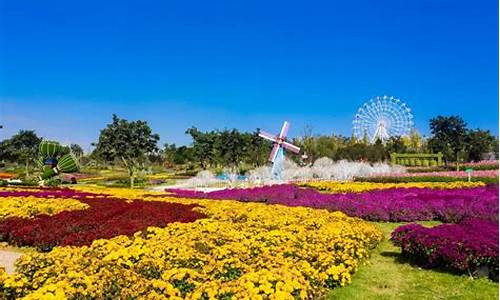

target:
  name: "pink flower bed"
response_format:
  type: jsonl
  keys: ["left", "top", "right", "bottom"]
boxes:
{"left": 371, "top": 170, "right": 498, "bottom": 178}
{"left": 459, "top": 160, "right": 499, "bottom": 167}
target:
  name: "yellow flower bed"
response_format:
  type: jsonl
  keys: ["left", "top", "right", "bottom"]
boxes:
{"left": 0, "top": 187, "right": 383, "bottom": 299}
{"left": 0, "top": 192, "right": 89, "bottom": 220}
{"left": 301, "top": 181, "right": 485, "bottom": 193}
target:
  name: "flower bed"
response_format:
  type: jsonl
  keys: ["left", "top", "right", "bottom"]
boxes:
{"left": 0, "top": 196, "right": 88, "bottom": 220}
{"left": 0, "top": 187, "right": 383, "bottom": 299}
{"left": 0, "top": 173, "right": 16, "bottom": 179}
{"left": 300, "top": 181, "right": 484, "bottom": 193}
{"left": 391, "top": 219, "right": 498, "bottom": 280}
{"left": 0, "top": 189, "right": 205, "bottom": 251}
{"left": 370, "top": 170, "right": 499, "bottom": 178}
{"left": 356, "top": 175, "right": 498, "bottom": 184}
{"left": 167, "top": 184, "right": 499, "bottom": 222}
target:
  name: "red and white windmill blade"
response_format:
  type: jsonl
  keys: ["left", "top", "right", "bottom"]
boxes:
{"left": 258, "top": 121, "right": 301, "bottom": 162}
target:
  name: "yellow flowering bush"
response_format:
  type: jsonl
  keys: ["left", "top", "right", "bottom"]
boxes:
{"left": 0, "top": 187, "right": 383, "bottom": 299}
{"left": 301, "top": 181, "right": 485, "bottom": 193}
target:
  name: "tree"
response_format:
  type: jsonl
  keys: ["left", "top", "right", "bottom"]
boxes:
{"left": 465, "top": 129, "right": 495, "bottom": 162}
{"left": 428, "top": 116, "right": 467, "bottom": 169}
{"left": 492, "top": 136, "right": 499, "bottom": 160}
{"left": 70, "top": 144, "right": 84, "bottom": 159}
{"left": 0, "top": 130, "right": 42, "bottom": 176}
{"left": 185, "top": 127, "right": 215, "bottom": 169}
{"left": 93, "top": 115, "right": 159, "bottom": 187}
{"left": 407, "top": 129, "right": 424, "bottom": 153}
{"left": 367, "top": 138, "right": 387, "bottom": 162}
{"left": 386, "top": 136, "right": 407, "bottom": 154}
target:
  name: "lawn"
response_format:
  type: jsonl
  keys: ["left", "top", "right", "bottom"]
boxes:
{"left": 328, "top": 222, "right": 499, "bottom": 300}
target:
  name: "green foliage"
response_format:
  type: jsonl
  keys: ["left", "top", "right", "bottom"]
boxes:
{"left": 465, "top": 129, "right": 495, "bottom": 162}
{"left": 391, "top": 153, "right": 443, "bottom": 166}
{"left": 92, "top": 114, "right": 160, "bottom": 187}
{"left": 386, "top": 136, "right": 407, "bottom": 154}
{"left": 70, "top": 144, "right": 84, "bottom": 158}
{"left": 428, "top": 116, "right": 468, "bottom": 163}
{"left": 0, "top": 130, "right": 42, "bottom": 177}
{"left": 185, "top": 127, "right": 270, "bottom": 169}
{"left": 328, "top": 222, "right": 499, "bottom": 300}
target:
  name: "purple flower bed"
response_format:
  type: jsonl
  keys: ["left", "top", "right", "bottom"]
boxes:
{"left": 167, "top": 184, "right": 499, "bottom": 222}
{"left": 391, "top": 219, "right": 499, "bottom": 280}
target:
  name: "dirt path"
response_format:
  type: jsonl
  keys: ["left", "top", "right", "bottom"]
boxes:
{"left": 0, "top": 249, "right": 22, "bottom": 274}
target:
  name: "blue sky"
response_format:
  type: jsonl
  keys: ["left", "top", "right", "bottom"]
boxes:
{"left": 0, "top": 0, "right": 498, "bottom": 151}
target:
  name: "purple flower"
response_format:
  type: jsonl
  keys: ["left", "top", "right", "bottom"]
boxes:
{"left": 166, "top": 184, "right": 499, "bottom": 223}
{"left": 391, "top": 219, "right": 499, "bottom": 279}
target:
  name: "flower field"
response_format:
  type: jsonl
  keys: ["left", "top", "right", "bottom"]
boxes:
{"left": 166, "top": 181, "right": 500, "bottom": 283}
{"left": 391, "top": 219, "right": 498, "bottom": 280}
{"left": 0, "top": 195, "right": 205, "bottom": 251}
{"left": 0, "top": 178, "right": 498, "bottom": 299}
{"left": 167, "top": 184, "right": 498, "bottom": 222}
{"left": 0, "top": 189, "right": 89, "bottom": 220}
{"left": 370, "top": 170, "right": 499, "bottom": 178}
{"left": 299, "top": 181, "right": 484, "bottom": 193}
{"left": 0, "top": 186, "right": 383, "bottom": 299}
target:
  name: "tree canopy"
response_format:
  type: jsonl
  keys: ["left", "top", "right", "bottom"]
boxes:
{"left": 93, "top": 114, "right": 160, "bottom": 187}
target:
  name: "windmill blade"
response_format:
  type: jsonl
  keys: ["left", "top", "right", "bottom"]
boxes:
{"left": 279, "top": 121, "right": 290, "bottom": 139}
{"left": 269, "top": 143, "right": 280, "bottom": 162}
{"left": 258, "top": 130, "right": 277, "bottom": 142}
{"left": 282, "top": 141, "right": 300, "bottom": 153}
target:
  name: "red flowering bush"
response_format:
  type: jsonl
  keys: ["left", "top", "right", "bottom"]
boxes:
{"left": 0, "top": 196, "right": 205, "bottom": 251}
{"left": 391, "top": 219, "right": 499, "bottom": 280}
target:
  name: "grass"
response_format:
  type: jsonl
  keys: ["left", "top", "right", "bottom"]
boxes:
{"left": 328, "top": 222, "right": 499, "bottom": 300}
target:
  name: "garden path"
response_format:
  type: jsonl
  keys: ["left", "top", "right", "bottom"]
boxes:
{"left": 0, "top": 249, "right": 21, "bottom": 274}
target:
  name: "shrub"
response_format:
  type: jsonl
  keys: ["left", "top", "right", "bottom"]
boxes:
{"left": 422, "top": 159, "right": 429, "bottom": 167}
{"left": 391, "top": 219, "right": 498, "bottom": 280}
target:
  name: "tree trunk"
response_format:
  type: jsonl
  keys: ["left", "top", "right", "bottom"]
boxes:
{"left": 129, "top": 168, "right": 135, "bottom": 188}
{"left": 456, "top": 152, "right": 460, "bottom": 172}
{"left": 25, "top": 159, "right": 30, "bottom": 177}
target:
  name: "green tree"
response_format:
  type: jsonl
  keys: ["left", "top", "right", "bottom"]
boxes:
{"left": 0, "top": 130, "right": 42, "bottom": 176}
{"left": 407, "top": 129, "right": 424, "bottom": 153}
{"left": 185, "top": 127, "right": 215, "bottom": 169}
{"left": 492, "top": 136, "right": 499, "bottom": 160}
{"left": 93, "top": 115, "right": 159, "bottom": 187}
{"left": 70, "top": 144, "right": 84, "bottom": 159}
{"left": 465, "top": 129, "right": 495, "bottom": 162}
{"left": 367, "top": 139, "right": 387, "bottom": 162}
{"left": 428, "top": 116, "right": 467, "bottom": 169}
{"left": 386, "top": 136, "right": 407, "bottom": 154}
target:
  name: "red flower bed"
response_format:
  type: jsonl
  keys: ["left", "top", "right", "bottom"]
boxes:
{"left": 0, "top": 196, "right": 205, "bottom": 251}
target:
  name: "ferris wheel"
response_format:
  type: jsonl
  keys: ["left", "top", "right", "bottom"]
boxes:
{"left": 352, "top": 95, "right": 414, "bottom": 143}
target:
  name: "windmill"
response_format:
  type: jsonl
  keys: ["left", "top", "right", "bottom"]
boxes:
{"left": 258, "top": 121, "right": 300, "bottom": 180}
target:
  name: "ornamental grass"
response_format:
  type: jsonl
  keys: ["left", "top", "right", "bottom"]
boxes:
{"left": 0, "top": 187, "right": 383, "bottom": 299}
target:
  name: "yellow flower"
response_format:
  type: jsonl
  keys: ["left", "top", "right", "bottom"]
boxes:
{"left": 0, "top": 186, "right": 383, "bottom": 299}
{"left": 300, "top": 181, "right": 484, "bottom": 193}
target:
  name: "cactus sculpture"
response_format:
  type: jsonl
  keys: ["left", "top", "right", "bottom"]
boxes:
{"left": 37, "top": 140, "right": 79, "bottom": 180}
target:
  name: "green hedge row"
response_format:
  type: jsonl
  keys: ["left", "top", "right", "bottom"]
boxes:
{"left": 406, "top": 164, "right": 499, "bottom": 173}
